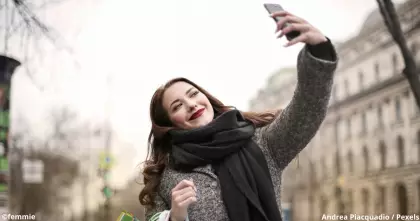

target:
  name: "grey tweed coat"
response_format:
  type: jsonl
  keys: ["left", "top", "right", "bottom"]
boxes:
{"left": 145, "top": 43, "right": 338, "bottom": 221}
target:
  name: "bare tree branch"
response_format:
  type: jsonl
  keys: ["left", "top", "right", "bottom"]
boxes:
{"left": 21, "top": 27, "right": 45, "bottom": 91}
{"left": 12, "top": 0, "right": 79, "bottom": 58}
{"left": 382, "top": 0, "right": 415, "bottom": 68}
{"left": 4, "top": 0, "right": 10, "bottom": 53}
{"left": 376, "top": 0, "right": 397, "bottom": 34}
{"left": 2, "top": 0, "right": 83, "bottom": 91}
{"left": 376, "top": 0, "right": 420, "bottom": 109}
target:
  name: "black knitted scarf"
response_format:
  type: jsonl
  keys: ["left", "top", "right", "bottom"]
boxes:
{"left": 169, "top": 110, "right": 282, "bottom": 221}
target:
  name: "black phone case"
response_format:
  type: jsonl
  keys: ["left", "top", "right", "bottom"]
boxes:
{"left": 263, "top": 3, "right": 300, "bottom": 41}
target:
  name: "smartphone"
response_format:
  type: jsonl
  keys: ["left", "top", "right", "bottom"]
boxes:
{"left": 263, "top": 3, "right": 300, "bottom": 41}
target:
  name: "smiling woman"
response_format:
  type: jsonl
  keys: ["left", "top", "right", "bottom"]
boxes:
{"left": 139, "top": 9, "right": 338, "bottom": 221}
{"left": 162, "top": 81, "right": 215, "bottom": 129}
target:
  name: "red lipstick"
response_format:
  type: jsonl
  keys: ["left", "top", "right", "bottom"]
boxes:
{"left": 189, "top": 108, "right": 205, "bottom": 120}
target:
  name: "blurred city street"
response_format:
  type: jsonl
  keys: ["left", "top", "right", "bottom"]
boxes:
{"left": 0, "top": 0, "right": 419, "bottom": 220}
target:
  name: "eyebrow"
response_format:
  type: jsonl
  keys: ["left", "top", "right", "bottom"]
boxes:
{"left": 170, "top": 87, "right": 194, "bottom": 108}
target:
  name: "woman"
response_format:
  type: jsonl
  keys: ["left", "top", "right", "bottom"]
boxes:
{"left": 139, "top": 11, "right": 338, "bottom": 221}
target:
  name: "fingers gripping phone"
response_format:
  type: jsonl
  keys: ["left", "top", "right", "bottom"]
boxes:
{"left": 263, "top": 3, "right": 300, "bottom": 41}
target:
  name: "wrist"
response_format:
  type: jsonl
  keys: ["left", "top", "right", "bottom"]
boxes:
{"left": 169, "top": 215, "right": 186, "bottom": 221}
{"left": 169, "top": 217, "right": 181, "bottom": 221}
{"left": 169, "top": 211, "right": 180, "bottom": 221}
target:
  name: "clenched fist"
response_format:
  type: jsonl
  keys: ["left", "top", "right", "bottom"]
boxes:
{"left": 170, "top": 179, "right": 197, "bottom": 221}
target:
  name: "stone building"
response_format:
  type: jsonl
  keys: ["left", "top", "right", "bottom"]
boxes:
{"left": 248, "top": 0, "right": 420, "bottom": 220}
{"left": 249, "top": 67, "right": 297, "bottom": 111}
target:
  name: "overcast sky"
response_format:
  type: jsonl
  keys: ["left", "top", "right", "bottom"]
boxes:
{"left": 4, "top": 0, "right": 407, "bottom": 176}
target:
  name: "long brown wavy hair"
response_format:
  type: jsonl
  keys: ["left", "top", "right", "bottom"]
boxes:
{"left": 139, "top": 77, "right": 281, "bottom": 208}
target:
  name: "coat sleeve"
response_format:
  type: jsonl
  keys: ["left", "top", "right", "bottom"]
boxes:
{"left": 144, "top": 194, "right": 170, "bottom": 221}
{"left": 259, "top": 39, "right": 338, "bottom": 170}
{"left": 144, "top": 194, "right": 190, "bottom": 221}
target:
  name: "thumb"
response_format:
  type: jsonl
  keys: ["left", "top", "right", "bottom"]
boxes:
{"left": 189, "top": 178, "right": 197, "bottom": 192}
{"left": 189, "top": 178, "right": 198, "bottom": 199}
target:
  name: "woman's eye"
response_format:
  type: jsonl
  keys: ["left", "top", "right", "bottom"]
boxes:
{"left": 173, "top": 103, "right": 182, "bottom": 111}
{"left": 191, "top": 91, "right": 199, "bottom": 97}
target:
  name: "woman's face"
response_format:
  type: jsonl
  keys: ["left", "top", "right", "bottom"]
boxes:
{"left": 162, "top": 81, "right": 214, "bottom": 129}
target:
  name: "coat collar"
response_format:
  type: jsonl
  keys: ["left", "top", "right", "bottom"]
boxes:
{"left": 192, "top": 164, "right": 218, "bottom": 180}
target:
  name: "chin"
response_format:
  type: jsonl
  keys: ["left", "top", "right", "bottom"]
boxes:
{"left": 190, "top": 117, "right": 211, "bottom": 128}
{"left": 187, "top": 109, "right": 214, "bottom": 129}
{"left": 198, "top": 120, "right": 211, "bottom": 127}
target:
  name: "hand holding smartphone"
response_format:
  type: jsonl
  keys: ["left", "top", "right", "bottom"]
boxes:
{"left": 263, "top": 3, "right": 300, "bottom": 41}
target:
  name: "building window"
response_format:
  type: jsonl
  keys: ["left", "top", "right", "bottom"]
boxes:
{"left": 322, "top": 158, "right": 327, "bottom": 179}
{"left": 361, "top": 112, "right": 367, "bottom": 133}
{"left": 414, "top": 97, "right": 420, "bottom": 115}
{"left": 334, "top": 120, "right": 340, "bottom": 144}
{"left": 417, "top": 130, "right": 420, "bottom": 164}
{"left": 332, "top": 85, "right": 337, "bottom": 101}
{"left": 345, "top": 118, "right": 351, "bottom": 138}
{"left": 374, "top": 62, "right": 380, "bottom": 80}
{"left": 320, "top": 196, "right": 327, "bottom": 215}
{"left": 378, "top": 186, "right": 386, "bottom": 213}
{"left": 396, "top": 183, "right": 408, "bottom": 215}
{"left": 417, "top": 181, "right": 420, "bottom": 214}
{"left": 309, "top": 161, "right": 316, "bottom": 184}
{"left": 344, "top": 79, "right": 350, "bottom": 96}
{"left": 347, "top": 191, "right": 353, "bottom": 213}
{"left": 379, "top": 141, "right": 386, "bottom": 170}
{"left": 336, "top": 187, "right": 345, "bottom": 215}
{"left": 397, "top": 136, "right": 405, "bottom": 167}
{"left": 362, "top": 189, "right": 370, "bottom": 214}
{"left": 335, "top": 151, "right": 341, "bottom": 175}
{"left": 309, "top": 195, "right": 314, "bottom": 218}
{"left": 395, "top": 98, "right": 402, "bottom": 122}
{"left": 377, "top": 106, "right": 384, "bottom": 127}
{"left": 359, "top": 71, "right": 364, "bottom": 90}
{"left": 363, "top": 146, "right": 369, "bottom": 173}
{"left": 412, "top": 42, "right": 418, "bottom": 56}
{"left": 348, "top": 151, "right": 353, "bottom": 173}
{"left": 392, "top": 53, "right": 398, "bottom": 74}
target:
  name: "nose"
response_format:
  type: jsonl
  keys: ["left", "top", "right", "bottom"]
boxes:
{"left": 186, "top": 100, "right": 197, "bottom": 112}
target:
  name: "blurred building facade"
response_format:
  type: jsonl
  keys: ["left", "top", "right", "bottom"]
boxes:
{"left": 248, "top": 0, "right": 420, "bottom": 220}
{"left": 249, "top": 67, "right": 297, "bottom": 111}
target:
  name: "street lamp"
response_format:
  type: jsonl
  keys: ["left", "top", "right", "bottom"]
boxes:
{"left": 0, "top": 55, "right": 21, "bottom": 214}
